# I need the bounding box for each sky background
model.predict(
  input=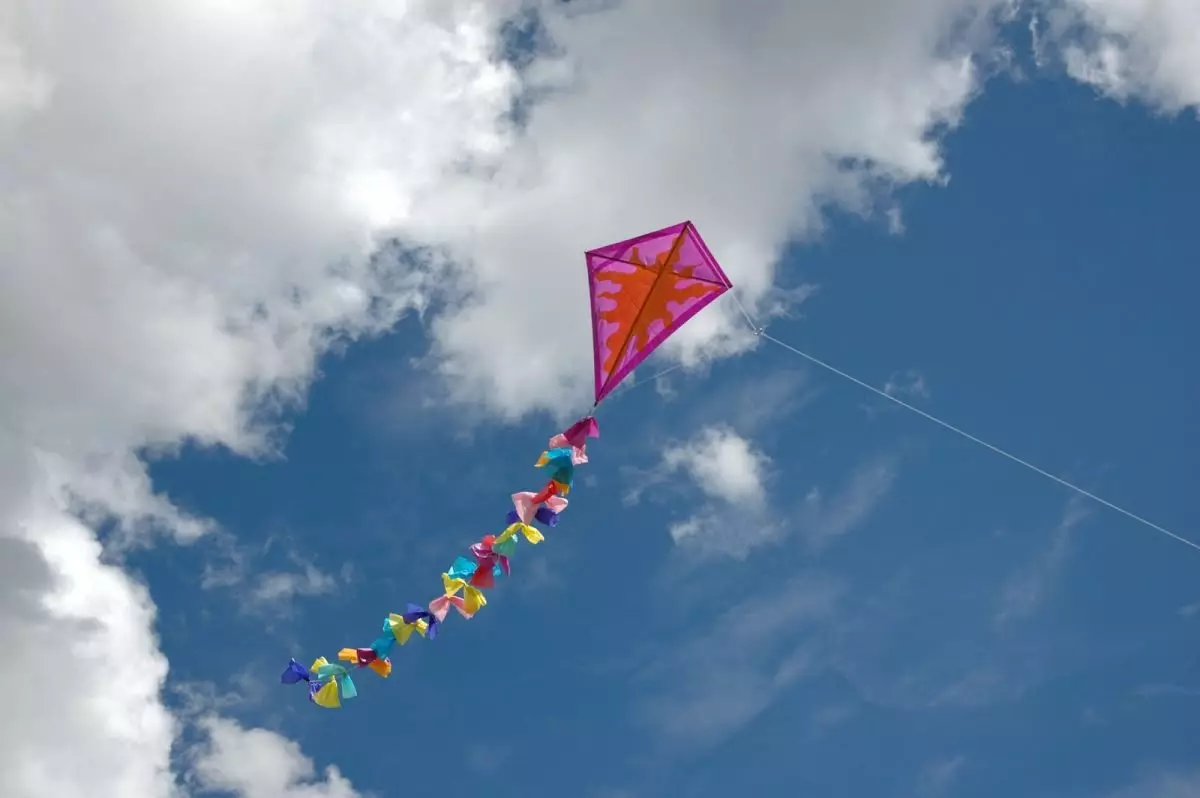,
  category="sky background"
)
[2,2,1199,798]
